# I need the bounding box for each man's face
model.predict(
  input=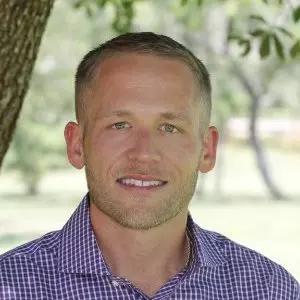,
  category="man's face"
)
[66,53,218,230]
